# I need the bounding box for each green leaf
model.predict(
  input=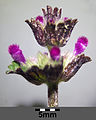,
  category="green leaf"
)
[20,65,28,72]
[12,61,20,70]
[8,64,15,71]
[8,61,20,72]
